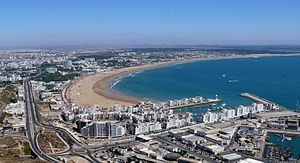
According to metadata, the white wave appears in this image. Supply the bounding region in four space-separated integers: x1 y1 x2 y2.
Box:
135 70 144 74
112 80 120 86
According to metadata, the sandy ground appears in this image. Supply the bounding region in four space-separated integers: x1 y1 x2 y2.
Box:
68 53 300 108
69 58 204 108
70 68 138 108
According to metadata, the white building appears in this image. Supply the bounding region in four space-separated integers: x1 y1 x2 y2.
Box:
81 121 125 138
134 122 162 135
200 112 218 124
200 103 265 124
4 101 25 115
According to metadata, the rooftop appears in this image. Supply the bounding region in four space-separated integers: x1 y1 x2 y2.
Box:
257 111 300 119
221 153 242 161
184 135 206 143
206 134 224 142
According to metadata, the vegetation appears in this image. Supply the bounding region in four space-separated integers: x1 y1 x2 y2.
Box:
45 84 55 90
33 72 80 82
23 143 32 155
0 81 12 87
0 136 34 161
0 84 17 105
0 157 46 163
38 131 68 154
76 52 118 61
40 63 57 69
0 112 12 124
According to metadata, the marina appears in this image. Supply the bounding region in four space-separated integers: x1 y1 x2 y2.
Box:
265 132 300 161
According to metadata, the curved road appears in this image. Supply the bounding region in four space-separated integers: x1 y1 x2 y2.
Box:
25 79 101 163
24 79 60 162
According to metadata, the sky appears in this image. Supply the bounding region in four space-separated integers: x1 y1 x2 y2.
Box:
0 0 300 48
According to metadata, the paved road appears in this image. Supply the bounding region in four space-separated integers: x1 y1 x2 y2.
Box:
24 79 139 162
24 79 60 162
24 79 104 163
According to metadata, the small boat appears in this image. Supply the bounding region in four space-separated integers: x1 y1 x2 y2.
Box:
286 136 292 141
228 80 238 83
222 74 227 78
221 103 227 107
282 134 292 142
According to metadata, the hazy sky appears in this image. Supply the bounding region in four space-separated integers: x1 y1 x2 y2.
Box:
1 0 300 47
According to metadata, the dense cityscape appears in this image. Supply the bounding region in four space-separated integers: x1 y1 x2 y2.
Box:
0 47 300 162
1 0 300 162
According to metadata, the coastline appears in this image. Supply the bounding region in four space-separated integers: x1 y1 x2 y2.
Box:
69 58 201 108
68 53 300 108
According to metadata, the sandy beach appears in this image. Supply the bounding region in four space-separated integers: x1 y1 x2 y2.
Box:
68 55 219 108
68 53 300 108
69 60 180 108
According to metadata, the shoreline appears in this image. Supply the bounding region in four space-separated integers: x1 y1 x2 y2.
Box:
68 53 300 108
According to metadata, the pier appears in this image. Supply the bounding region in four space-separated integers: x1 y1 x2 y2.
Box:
240 93 286 110
168 98 222 109
266 129 300 136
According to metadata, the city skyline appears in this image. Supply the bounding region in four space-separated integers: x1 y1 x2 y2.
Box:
1 0 300 48
1 1 300 162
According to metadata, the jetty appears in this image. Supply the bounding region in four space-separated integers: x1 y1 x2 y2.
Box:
240 93 286 110
168 98 222 109
267 129 300 136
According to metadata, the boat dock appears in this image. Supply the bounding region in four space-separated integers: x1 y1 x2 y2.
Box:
260 129 300 160
169 98 222 109
240 93 286 110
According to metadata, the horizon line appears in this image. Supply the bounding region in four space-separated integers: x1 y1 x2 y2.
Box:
1 43 300 50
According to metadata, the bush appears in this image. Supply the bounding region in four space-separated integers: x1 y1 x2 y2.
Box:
23 143 32 155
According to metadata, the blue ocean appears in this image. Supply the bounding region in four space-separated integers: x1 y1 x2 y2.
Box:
113 55 300 118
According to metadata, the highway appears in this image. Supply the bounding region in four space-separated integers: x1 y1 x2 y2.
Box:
24 79 104 163
24 79 61 162
24 79 141 162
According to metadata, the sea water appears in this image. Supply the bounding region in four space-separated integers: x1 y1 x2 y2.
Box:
113 55 300 118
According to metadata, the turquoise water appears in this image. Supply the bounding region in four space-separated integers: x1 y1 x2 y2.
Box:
113 55 300 117
268 133 300 159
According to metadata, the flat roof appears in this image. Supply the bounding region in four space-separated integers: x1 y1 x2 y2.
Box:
206 144 225 153
238 158 264 163
177 131 193 137
221 126 237 134
184 135 206 142
137 134 152 141
209 121 235 129
222 153 242 161
257 111 300 119
169 128 189 133
188 124 206 131
206 134 224 141
178 157 199 163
